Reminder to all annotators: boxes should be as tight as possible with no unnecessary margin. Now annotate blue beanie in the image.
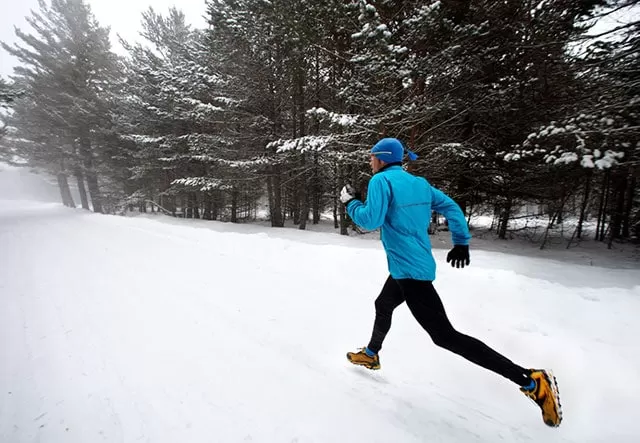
[370,138,418,163]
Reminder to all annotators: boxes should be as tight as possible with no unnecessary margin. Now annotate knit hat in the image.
[370,138,418,163]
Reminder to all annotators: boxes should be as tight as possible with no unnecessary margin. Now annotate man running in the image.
[340,137,562,427]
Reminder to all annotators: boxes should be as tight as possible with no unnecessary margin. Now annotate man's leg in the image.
[398,279,531,386]
[366,276,405,354]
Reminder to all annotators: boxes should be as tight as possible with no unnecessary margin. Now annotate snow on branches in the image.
[171,177,231,192]
[502,109,637,170]
[306,108,362,128]
[266,135,334,154]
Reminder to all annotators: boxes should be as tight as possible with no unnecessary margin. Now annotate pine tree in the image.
[504,0,639,244]
[116,7,250,219]
[2,0,118,212]
[337,0,613,239]
[207,0,362,229]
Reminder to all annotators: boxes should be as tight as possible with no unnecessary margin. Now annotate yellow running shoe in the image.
[521,369,563,427]
[346,347,380,370]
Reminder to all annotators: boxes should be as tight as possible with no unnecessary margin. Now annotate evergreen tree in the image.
[116,7,252,219]
[504,0,639,244]
[2,0,118,212]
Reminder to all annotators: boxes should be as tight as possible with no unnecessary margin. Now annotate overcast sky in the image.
[0,0,208,79]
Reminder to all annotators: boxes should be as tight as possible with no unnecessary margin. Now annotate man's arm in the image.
[430,186,471,245]
[346,176,390,230]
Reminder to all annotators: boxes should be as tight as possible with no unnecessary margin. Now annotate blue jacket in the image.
[346,165,471,281]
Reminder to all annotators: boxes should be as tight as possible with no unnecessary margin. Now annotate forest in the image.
[1,0,638,247]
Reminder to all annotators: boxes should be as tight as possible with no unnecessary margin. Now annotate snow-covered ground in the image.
[1,165,639,442]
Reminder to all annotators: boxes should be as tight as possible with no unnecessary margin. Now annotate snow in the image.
[581,155,595,168]
[181,97,224,113]
[531,0,547,16]
[1,169,640,442]
[504,153,521,161]
[595,157,615,169]
[553,152,578,165]
[121,134,164,144]
[268,135,334,153]
[171,177,229,191]
[388,45,409,54]
[307,107,358,127]
[0,164,61,203]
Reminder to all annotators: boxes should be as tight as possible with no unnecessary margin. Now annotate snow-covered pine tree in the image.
[207,0,364,229]
[2,0,118,212]
[116,7,253,220]
[503,0,639,244]
[339,0,613,239]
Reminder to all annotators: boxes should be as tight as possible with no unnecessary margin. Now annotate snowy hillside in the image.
[1,170,639,442]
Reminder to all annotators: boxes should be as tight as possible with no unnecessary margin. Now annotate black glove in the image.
[446,245,470,268]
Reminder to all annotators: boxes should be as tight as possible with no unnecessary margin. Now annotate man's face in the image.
[370,154,384,173]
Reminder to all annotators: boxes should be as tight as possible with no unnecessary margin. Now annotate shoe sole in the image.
[543,369,563,427]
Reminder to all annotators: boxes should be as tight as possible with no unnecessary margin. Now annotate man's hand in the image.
[340,184,357,204]
[446,245,470,268]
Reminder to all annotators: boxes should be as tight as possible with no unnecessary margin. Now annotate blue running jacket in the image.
[346,165,471,281]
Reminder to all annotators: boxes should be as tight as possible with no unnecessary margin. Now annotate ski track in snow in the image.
[1,201,639,443]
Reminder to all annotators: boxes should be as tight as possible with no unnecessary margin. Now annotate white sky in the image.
[0,0,208,79]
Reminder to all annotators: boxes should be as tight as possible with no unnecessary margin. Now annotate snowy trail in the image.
[1,201,639,443]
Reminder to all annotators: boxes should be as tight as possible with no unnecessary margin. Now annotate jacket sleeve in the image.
[430,186,472,245]
[346,175,390,230]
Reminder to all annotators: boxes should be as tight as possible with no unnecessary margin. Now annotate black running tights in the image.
[367,276,530,386]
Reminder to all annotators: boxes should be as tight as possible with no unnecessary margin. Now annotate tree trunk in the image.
[56,172,75,208]
[576,171,592,239]
[299,193,309,230]
[457,175,471,217]
[267,173,274,219]
[204,195,213,220]
[166,196,176,217]
[79,137,103,213]
[185,193,199,219]
[268,165,284,227]
[298,155,309,230]
[73,167,90,210]
[312,153,321,224]
[556,203,563,226]
[596,172,606,241]
[610,174,627,240]
[231,186,239,223]
[295,59,308,230]
[498,197,512,239]
[211,193,219,221]
[333,163,339,229]
[312,53,321,225]
[541,210,560,250]
[185,197,192,218]
[292,187,300,225]
[597,172,611,241]
[622,172,635,238]
[339,200,348,235]
[192,193,200,219]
